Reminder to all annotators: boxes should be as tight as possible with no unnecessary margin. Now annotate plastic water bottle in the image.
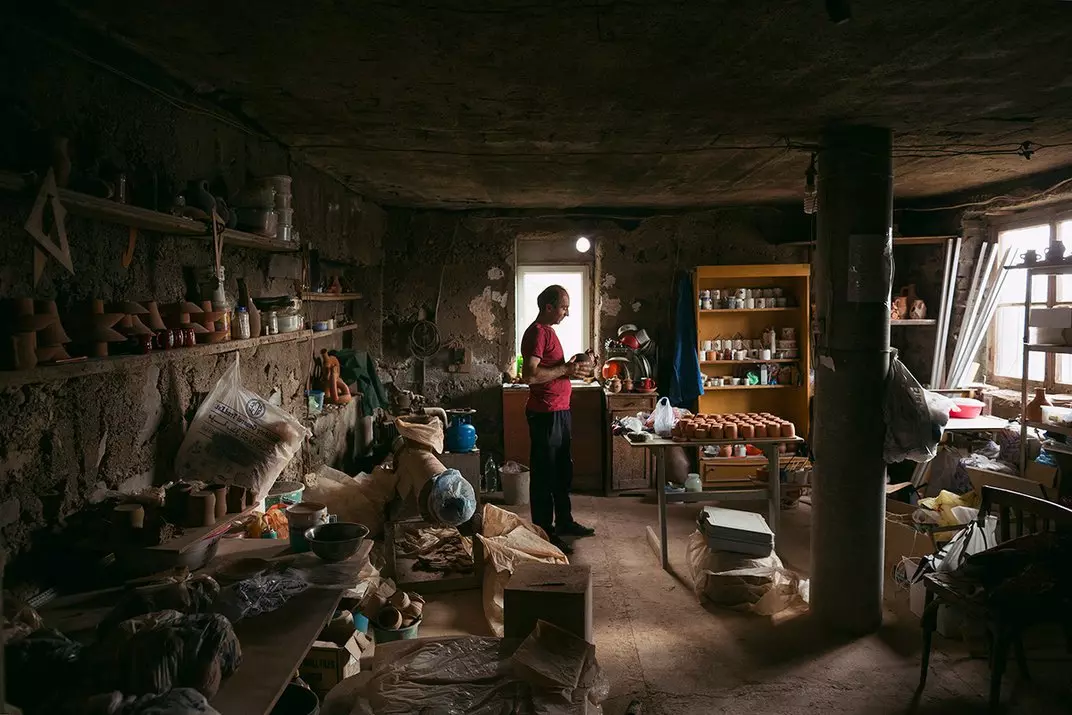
[483,456,499,493]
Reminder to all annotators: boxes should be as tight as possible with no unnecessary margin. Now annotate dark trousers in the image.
[526,409,574,535]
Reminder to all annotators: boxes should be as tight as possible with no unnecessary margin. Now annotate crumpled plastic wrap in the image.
[92,610,242,699]
[333,634,607,715]
[476,504,568,636]
[78,688,220,715]
[419,469,477,526]
[883,354,953,464]
[99,575,221,634]
[214,568,310,622]
[686,531,808,615]
[6,628,84,710]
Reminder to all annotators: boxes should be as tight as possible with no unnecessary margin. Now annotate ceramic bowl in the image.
[305,521,370,563]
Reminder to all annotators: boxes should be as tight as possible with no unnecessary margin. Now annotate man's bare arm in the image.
[522,355,579,385]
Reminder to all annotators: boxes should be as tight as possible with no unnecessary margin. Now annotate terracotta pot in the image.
[1025,387,1053,423]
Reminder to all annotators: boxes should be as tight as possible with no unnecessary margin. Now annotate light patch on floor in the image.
[419,495,1070,714]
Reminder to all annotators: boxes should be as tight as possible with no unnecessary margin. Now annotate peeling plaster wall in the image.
[0,35,385,556]
[381,208,812,462]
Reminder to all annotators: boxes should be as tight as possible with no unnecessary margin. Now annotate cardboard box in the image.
[965,466,1047,498]
[504,562,592,643]
[884,499,933,579]
[1024,461,1059,490]
[300,632,363,697]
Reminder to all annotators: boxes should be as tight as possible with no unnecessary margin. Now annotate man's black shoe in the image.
[557,521,596,538]
[550,535,574,554]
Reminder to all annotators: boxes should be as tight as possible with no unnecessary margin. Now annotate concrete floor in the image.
[421,494,1071,714]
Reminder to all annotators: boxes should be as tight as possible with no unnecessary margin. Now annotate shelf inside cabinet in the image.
[703,384,795,390]
[700,359,797,365]
[699,307,799,314]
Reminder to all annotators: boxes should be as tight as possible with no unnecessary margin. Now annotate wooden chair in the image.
[916,486,1072,712]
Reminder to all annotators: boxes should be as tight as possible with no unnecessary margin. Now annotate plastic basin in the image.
[949,398,984,420]
[372,617,422,643]
[304,521,369,562]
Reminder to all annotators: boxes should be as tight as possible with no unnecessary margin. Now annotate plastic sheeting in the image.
[420,468,477,526]
[476,504,568,636]
[883,354,953,464]
[685,530,808,615]
[329,632,607,715]
[79,688,220,715]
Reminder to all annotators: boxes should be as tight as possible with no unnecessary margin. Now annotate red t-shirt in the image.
[521,321,571,412]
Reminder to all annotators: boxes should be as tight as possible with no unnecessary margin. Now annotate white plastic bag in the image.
[883,353,955,463]
[174,355,309,499]
[936,517,995,573]
[652,397,676,437]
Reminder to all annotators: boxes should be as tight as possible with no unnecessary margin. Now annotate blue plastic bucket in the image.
[372,617,422,643]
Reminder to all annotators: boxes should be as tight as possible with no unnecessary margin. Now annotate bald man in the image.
[520,284,596,554]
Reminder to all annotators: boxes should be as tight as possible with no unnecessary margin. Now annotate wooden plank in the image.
[147,504,258,554]
[893,236,958,246]
[702,384,795,390]
[311,324,358,340]
[1026,420,1072,437]
[211,587,344,715]
[891,319,938,326]
[699,359,797,365]
[629,435,802,448]
[217,228,299,253]
[301,292,364,302]
[944,415,1010,432]
[695,263,810,279]
[0,330,314,388]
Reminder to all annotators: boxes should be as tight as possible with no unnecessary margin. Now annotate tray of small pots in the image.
[671,412,797,442]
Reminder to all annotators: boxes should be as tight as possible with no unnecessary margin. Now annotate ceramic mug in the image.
[762,349,772,360]
[772,287,784,298]
[780,327,796,340]
[1046,242,1065,262]
[763,288,774,298]
[735,288,746,300]
[744,298,755,309]
[750,348,761,359]
[755,297,766,308]
[640,377,656,390]
[775,298,787,307]
[1021,250,1039,264]
[712,289,721,301]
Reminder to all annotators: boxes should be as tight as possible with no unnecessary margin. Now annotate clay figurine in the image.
[316,349,352,405]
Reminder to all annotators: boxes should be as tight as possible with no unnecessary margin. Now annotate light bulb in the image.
[575,236,591,253]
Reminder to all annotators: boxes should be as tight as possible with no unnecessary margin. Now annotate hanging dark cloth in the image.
[668,271,704,408]
[335,349,388,417]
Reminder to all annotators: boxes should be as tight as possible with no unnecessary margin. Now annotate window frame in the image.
[987,210,1072,391]
[514,263,593,361]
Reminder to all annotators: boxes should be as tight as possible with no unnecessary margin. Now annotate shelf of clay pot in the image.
[300,292,364,302]
[891,319,938,326]
[699,359,797,365]
[0,329,315,388]
[698,307,799,314]
[310,324,359,340]
[0,170,299,253]
[148,503,260,554]
[703,384,795,390]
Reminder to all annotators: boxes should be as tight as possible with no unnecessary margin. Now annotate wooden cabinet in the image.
[604,392,657,494]
[502,384,604,493]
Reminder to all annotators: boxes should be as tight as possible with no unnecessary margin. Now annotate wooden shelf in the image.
[699,307,799,314]
[0,170,298,253]
[301,292,363,302]
[1026,420,1072,437]
[891,319,938,326]
[1042,439,1072,456]
[147,504,257,554]
[0,329,314,388]
[893,236,957,246]
[703,384,795,390]
[311,324,358,340]
[700,359,797,365]
[212,587,344,715]
[1005,262,1072,276]
[1025,343,1072,354]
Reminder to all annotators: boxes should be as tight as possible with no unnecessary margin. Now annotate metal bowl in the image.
[304,522,369,563]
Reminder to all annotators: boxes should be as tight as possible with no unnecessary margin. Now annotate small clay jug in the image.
[1026,387,1053,423]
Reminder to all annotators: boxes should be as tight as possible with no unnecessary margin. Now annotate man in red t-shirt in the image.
[520,285,596,554]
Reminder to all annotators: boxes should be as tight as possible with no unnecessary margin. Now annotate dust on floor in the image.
[419,495,1070,714]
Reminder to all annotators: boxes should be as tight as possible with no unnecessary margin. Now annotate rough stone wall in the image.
[0,34,385,556]
[380,208,811,461]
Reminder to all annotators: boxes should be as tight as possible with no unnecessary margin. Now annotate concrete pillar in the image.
[811,125,893,634]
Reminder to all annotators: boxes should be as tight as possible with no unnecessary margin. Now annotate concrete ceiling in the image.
[64,1,1072,208]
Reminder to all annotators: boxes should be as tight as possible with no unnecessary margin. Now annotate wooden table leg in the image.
[766,444,780,538]
[656,448,669,570]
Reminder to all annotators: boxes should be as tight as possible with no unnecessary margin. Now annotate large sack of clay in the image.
[174,355,309,499]
[303,464,398,538]
[476,504,568,636]
[686,530,808,616]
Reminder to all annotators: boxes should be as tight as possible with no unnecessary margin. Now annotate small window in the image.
[990,220,1072,389]
[515,265,590,361]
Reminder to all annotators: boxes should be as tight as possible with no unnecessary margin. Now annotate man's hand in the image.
[565,355,595,379]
